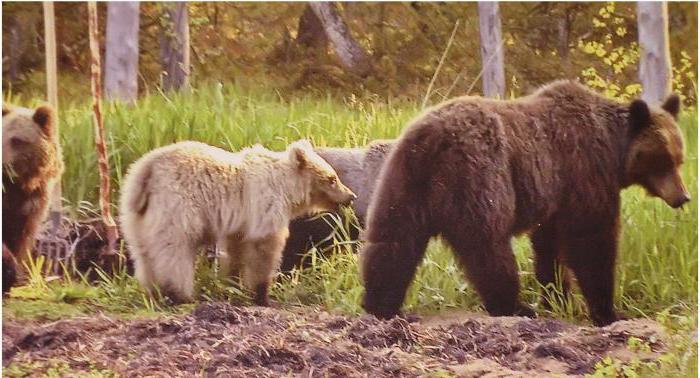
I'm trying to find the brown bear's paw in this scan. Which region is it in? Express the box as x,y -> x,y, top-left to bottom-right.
515,303 -> 537,318
591,311 -> 624,327
362,294 -> 401,320
253,282 -> 270,307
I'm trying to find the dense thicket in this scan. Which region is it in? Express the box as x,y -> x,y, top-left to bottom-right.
2,2 -> 697,104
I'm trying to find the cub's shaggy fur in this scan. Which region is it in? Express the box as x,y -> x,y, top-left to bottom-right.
281,140 -> 394,271
2,104 -> 62,293
120,140 -> 356,305
361,81 -> 688,326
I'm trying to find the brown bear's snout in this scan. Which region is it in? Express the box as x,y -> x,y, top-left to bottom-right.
670,192 -> 691,209
343,192 -> 358,206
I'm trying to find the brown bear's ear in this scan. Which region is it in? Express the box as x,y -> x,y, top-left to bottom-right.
32,105 -> 54,137
661,94 -> 681,120
2,104 -> 13,116
289,144 -> 308,170
629,99 -> 651,135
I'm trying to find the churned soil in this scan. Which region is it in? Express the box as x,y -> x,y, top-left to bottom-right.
3,303 -> 666,377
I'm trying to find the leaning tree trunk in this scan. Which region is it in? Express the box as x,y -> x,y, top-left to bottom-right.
87,1 -> 119,256
309,2 -> 372,77
297,4 -> 327,50
105,2 -> 140,102
478,2 -> 506,98
637,2 -> 672,104
160,2 -> 190,91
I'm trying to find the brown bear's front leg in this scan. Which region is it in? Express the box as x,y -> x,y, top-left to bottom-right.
2,244 -> 18,294
240,228 -> 289,306
531,221 -> 570,310
562,221 -> 620,326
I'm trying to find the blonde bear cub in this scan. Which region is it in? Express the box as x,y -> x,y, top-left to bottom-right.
120,140 -> 356,305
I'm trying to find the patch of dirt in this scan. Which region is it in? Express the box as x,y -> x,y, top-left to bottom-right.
3,303 -> 668,377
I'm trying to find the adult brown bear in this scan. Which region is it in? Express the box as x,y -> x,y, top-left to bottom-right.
360,81 -> 689,326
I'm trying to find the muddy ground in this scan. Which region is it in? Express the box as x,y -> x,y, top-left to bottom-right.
3,302 -> 666,377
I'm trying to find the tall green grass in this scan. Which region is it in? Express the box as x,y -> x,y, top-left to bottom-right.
4,84 -> 697,327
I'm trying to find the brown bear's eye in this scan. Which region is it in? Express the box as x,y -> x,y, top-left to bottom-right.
327,176 -> 337,185
10,137 -> 29,148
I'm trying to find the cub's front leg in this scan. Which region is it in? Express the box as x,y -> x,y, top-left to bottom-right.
240,228 -> 290,306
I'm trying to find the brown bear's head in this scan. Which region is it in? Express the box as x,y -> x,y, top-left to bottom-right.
625,95 -> 690,209
2,104 -> 57,181
288,139 -> 357,214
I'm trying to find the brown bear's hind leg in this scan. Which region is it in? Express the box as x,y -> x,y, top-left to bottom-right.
531,221 -> 570,310
562,222 -> 619,326
446,233 -> 535,318
361,235 -> 431,319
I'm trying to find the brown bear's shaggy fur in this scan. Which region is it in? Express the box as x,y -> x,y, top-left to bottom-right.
360,81 -> 689,326
2,104 -> 62,291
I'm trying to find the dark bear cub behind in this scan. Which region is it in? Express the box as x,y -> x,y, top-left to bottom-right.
360,81 -> 688,326
280,141 -> 393,271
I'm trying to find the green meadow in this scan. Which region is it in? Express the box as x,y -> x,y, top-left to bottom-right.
4,83 -> 697,375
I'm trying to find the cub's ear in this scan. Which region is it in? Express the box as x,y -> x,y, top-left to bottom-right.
661,94 -> 681,120
629,99 -> 651,135
32,105 -> 55,137
288,140 -> 311,169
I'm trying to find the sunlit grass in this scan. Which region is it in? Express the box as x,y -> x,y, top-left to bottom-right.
3,85 -> 696,376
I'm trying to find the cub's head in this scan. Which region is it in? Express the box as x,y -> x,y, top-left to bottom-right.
3,104 -> 56,175
626,95 -> 690,209
288,139 -> 357,213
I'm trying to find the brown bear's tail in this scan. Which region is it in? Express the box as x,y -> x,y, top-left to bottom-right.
360,122 -> 443,319
121,158 -> 153,216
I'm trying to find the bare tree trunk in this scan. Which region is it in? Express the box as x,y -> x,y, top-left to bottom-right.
478,2 -> 506,98
105,2 -> 140,102
87,1 -> 119,256
297,4 -> 327,50
160,2 -> 190,91
43,1 -> 63,234
637,2 -> 671,104
6,15 -> 22,82
309,2 -> 371,77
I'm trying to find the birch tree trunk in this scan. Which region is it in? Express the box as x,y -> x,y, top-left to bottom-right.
87,1 -> 119,255
105,2 -> 140,102
160,2 -> 190,91
478,2 -> 506,98
637,2 -> 672,104
43,1 -> 63,233
309,2 -> 371,77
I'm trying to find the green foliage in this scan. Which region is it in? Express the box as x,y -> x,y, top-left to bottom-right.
2,3 -> 697,102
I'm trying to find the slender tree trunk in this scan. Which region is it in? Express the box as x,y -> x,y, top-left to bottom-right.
309,2 -> 372,77
160,2 -> 190,91
105,2 -> 140,102
87,1 -> 119,255
43,1 -> 63,234
478,2 -> 506,98
7,15 -> 22,82
637,2 -> 672,104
